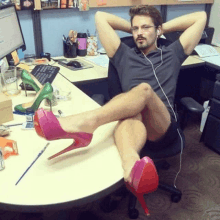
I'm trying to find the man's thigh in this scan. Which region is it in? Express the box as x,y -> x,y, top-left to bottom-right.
141,89 -> 171,142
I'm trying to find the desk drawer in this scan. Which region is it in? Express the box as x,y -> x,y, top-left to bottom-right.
210,98 -> 220,119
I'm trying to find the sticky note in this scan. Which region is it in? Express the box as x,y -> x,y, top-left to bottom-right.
97,0 -> 107,6
11,50 -> 20,66
17,63 -> 30,72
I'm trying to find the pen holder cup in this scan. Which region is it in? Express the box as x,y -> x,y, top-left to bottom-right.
63,42 -> 77,58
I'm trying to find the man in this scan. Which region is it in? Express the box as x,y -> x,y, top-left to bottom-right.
94,5 -> 207,181
36,5 -> 206,215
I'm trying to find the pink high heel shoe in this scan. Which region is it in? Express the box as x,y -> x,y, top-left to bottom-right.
125,156 -> 159,216
34,108 -> 93,160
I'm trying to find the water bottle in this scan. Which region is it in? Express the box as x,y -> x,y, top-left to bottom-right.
77,33 -> 87,56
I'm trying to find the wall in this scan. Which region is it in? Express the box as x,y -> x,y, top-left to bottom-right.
167,4 -> 205,20
208,0 -> 220,46
39,6 -> 160,56
17,10 -> 35,55
17,4 -> 206,57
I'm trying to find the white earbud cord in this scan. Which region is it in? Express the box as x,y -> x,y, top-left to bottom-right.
142,46 -> 183,188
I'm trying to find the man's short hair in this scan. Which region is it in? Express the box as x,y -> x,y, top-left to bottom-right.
129,5 -> 163,28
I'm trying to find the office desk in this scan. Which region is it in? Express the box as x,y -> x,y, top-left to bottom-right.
0,53 -> 209,213
187,46 -> 220,101
0,73 -> 124,212
181,55 -> 205,69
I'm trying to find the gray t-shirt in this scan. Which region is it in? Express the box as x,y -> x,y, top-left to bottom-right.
110,39 -> 188,119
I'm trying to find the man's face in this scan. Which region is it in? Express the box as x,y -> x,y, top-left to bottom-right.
131,15 -> 158,54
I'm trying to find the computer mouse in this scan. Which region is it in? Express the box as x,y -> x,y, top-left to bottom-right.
67,61 -> 82,68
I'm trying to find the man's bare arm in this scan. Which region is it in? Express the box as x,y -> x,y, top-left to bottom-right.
95,11 -> 131,58
161,11 -> 207,55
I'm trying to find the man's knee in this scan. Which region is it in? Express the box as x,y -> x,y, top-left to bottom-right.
135,83 -> 153,100
138,83 -> 152,92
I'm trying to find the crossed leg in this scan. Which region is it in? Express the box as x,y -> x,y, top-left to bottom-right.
114,113 -> 147,182
58,83 -> 171,180
112,84 -> 171,181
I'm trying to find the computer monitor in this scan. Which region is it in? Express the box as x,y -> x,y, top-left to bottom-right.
0,4 -> 26,61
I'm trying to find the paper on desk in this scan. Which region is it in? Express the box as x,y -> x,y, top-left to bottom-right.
85,55 -> 109,68
17,63 -> 30,72
194,44 -> 219,58
201,55 -> 220,67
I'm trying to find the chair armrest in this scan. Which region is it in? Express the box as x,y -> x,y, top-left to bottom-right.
180,97 -> 204,115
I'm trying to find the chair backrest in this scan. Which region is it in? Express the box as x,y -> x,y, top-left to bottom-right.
108,36 -> 172,99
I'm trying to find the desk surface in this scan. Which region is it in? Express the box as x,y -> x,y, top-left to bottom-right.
192,46 -> 220,69
53,56 -> 108,83
0,73 -> 123,212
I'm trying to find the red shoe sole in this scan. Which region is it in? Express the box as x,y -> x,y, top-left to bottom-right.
34,111 -> 45,138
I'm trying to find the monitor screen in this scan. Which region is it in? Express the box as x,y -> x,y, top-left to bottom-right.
0,4 -> 26,60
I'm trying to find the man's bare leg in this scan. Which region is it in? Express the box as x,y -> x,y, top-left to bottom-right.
58,82 -> 170,141
141,89 -> 171,141
114,113 -> 147,182
58,82 -> 171,181
113,91 -> 171,182
58,83 -> 153,134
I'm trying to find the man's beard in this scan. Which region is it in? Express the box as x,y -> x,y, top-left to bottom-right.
135,37 -> 149,50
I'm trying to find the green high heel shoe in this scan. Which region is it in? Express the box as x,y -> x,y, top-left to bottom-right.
14,82 -> 53,113
21,70 -> 41,96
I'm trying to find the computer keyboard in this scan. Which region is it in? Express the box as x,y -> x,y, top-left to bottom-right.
19,65 -> 60,91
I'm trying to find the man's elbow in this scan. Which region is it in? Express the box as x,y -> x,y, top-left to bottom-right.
95,11 -> 101,18
194,11 -> 207,31
95,11 -> 105,22
199,11 -> 207,23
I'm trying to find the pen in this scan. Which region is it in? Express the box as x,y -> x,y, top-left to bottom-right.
13,111 -> 34,116
13,111 -> 26,116
5,123 -> 23,127
15,143 -> 50,185
67,37 -> 73,45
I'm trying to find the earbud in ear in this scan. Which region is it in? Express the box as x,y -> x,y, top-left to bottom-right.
157,30 -> 160,35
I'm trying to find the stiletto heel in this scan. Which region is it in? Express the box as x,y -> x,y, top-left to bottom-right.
126,183 -> 150,215
34,108 -> 93,160
23,83 -> 27,97
14,82 -> 53,113
21,70 -> 41,95
125,157 -> 159,216
48,133 -> 92,160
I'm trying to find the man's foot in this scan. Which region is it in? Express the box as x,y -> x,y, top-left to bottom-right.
123,156 -> 140,183
58,111 -> 98,134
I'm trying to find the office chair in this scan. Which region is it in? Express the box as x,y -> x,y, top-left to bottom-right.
92,36 -> 204,219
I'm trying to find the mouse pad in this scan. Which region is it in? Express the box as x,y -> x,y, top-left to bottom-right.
56,58 -> 93,71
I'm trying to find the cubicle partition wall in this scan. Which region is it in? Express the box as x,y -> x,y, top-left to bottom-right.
16,0 -> 212,58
